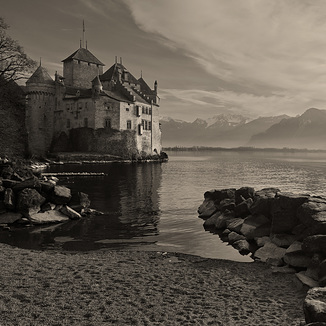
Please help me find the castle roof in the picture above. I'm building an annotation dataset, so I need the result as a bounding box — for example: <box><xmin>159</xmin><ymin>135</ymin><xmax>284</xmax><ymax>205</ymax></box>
<box><xmin>100</xmin><ymin>63</ymin><xmax>139</xmax><ymax>84</ymax></box>
<box><xmin>138</xmin><ymin>77</ymin><xmax>154</xmax><ymax>95</ymax></box>
<box><xmin>62</xmin><ymin>48</ymin><xmax>104</xmax><ymax>66</ymax></box>
<box><xmin>26</xmin><ymin>65</ymin><xmax>54</xmax><ymax>85</ymax></box>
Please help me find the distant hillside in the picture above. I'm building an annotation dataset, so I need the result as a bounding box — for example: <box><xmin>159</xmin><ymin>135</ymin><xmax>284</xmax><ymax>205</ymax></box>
<box><xmin>248</xmin><ymin>108</ymin><xmax>326</xmax><ymax>149</ymax></box>
<box><xmin>160</xmin><ymin>114</ymin><xmax>289</xmax><ymax>147</ymax></box>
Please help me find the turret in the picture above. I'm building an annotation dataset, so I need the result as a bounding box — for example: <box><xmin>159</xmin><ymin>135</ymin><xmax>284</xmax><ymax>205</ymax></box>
<box><xmin>92</xmin><ymin>75</ymin><xmax>103</xmax><ymax>97</ymax></box>
<box><xmin>154</xmin><ymin>80</ymin><xmax>158</xmax><ymax>94</ymax></box>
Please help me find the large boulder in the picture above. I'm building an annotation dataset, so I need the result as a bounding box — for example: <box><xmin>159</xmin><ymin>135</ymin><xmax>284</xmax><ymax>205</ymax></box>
<box><xmin>28</xmin><ymin>210</ymin><xmax>70</xmax><ymax>224</ymax></box>
<box><xmin>240</xmin><ymin>214</ymin><xmax>271</xmax><ymax>239</ymax></box>
<box><xmin>198</xmin><ymin>198</ymin><xmax>218</xmax><ymax>219</ymax></box>
<box><xmin>250</xmin><ymin>188</ymin><xmax>280</xmax><ymax>218</ymax></box>
<box><xmin>51</xmin><ymin>185</ymin><xmax>72</xmax><ymax>205</ymax></box>
<box><xmin>69</xmin><ymin>192</ymin><xmax>90</xmax><ymax>213</ymax></box>
<box><xmin>283</xmin><ymin>241</ymin><xmax>311</xmax><ymax>268</ymax></box>
<box><xmin>232</xmin><ymin>239</ymin><xmax>251</xmax><ymax>255</ymax></box>
<box><xmin>218</xmin><ymin>198</ymin><xmax>235</xmax><ymax>212</ymax></box>
<box><xmin>226</xmin><ymin>218</ymin><xmax>244</xmax><ymax>233</ymax></box>
<box><xmin>203</xmin><ymin>188</ymin><xmax>236</xmax><ymax>204</ymax></box>
<box><xmin>17</xmin><ymin>188</ymin><xmax>46</xmax><ymax>218</ymax></box>
<box><xmin>271</xmin><ymin>234</ymin><xmax>296</xmax><ymax>248</ymax></box>
<box><xmin>228</xmin><ymin>231</ymin><xmax>246</xmax><ymax>244</ymax></box>
<box><xmin>298</xmin><ymin>197</ymin><xmax>326</xmax><ymax>235</ymax></box>
<box><xmin>254</xmin><ymin>242</ymin><xmax>286</xmax><ymax>265</ymax></box>
<box><xmin>0</xmin><ymin>212</ymin><xmax>22</xmax><ymax>224</ymax></box>
<box><xmin>296</xmin><ymin>271</ymin><xmax>319</xmax><ymax>288</ymax></box>
<box><xmin>12</xmin><ymin>177</ymin><xmax>41</xmax><ymax>193</ymax></box>
<box><xmin>271</xmin><ymin>192</ymin><xmax>309</xmax><ymax>234</ymax></box>
<box><xmin>203</xmin><ymin>211</ymin><xmax>221</xmax><ymax>228</ymax></box>
<box><xmin>304</xmin><ymin>287</ymin><xmax>326</xmax><ymax>324</ymax></box>
<box><xmin>60</xmin><ymin>205</ymin><xmax>81</xmax><ymax>220</ymax></box>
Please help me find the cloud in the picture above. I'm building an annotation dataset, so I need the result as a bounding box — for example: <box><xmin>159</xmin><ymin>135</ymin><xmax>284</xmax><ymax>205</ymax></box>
<box><xmin>124</xmin><ymin>0</ymin><xmax>326</xmax><ymax>115</ymax></box>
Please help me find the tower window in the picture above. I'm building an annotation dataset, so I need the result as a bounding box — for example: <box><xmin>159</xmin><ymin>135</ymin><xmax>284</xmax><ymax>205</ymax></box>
<box><xmin>127</xmin><ymin>120</ymin><xmax>132</xmax><ymax>130</ymax></box>
<box><xmin>104</xmin><ymin>118</ymin><xmax>111</xmax><ymax>128</ymax></box>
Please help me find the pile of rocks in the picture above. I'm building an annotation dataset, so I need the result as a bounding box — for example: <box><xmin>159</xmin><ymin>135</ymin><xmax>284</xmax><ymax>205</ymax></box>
<box><xmin>198</xmin><ymin>187</ymin><xmax>326</xmax><ymax>324</ymax></box>
<box><xmin>0</xmin><ymin>160</ymin><xmax>92</xmax><ymax>228</ymax></box>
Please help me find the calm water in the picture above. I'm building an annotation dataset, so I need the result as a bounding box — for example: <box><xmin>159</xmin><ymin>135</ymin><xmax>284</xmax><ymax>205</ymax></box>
<box><xmin>2</xmin><ymin>150</ymin><xmax>326</xmax><ymax>262</ymax></box>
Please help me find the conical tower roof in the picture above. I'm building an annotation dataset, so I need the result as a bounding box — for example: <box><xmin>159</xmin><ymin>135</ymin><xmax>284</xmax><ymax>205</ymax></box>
<box><xmin>26</xmin><ymin>65</ymin><xmax>54</xmax><ymax>85</ymax></box>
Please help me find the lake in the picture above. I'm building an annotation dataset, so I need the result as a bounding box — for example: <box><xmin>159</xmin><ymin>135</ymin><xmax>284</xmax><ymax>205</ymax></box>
<box><xmin>2</xmin><ymin>150</ymin><xmax>326</xmax><ymax>262</ymax></box>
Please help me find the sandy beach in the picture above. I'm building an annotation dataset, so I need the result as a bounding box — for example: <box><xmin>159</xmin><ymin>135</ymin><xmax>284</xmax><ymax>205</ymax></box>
<box><xmin>0</xmin><ymin>243</ymin><xmax>307</xmax><ymax>326</ymax></box>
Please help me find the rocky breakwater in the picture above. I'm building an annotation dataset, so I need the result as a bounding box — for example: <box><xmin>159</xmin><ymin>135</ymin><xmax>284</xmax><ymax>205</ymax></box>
<box><xmin>0</xmin><ymin>160</ymin><xmax>96</xmax><ymax>228</ymax></box>
<box><xmin>198</xmin><ymin>187</ymin><xmax>326</xmax><ymax>325</ymax></box>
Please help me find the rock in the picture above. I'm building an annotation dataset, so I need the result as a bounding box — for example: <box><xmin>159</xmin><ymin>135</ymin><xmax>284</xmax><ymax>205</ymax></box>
<box><xmin>0</xmin><ymin>185</ymin><xmax>5</xmax><ymax>193</ymax></box>
<box><xmin>28</xmin><ymin>210</ymin><xmax>70</xmax><ymax>224</ymax></box>
<box><xmin>271</xmin><ymin>192</ymin><xmax>309</xmax><ymax>234</ymax></box>
<box><xmin>215</xmin><ymin>210</ymin><xmax>235</xmax><ymax>229</ymax></box>
<box><xmin>60</xmin><ymin>205</ymin><xmax>81</xmax><ymax>220</ymax></box>
<box><xmin>1</xmin><ymin>166</ymin><xmax>13</xmax><ymax>179</ymax></box>
<box><xmin>254</xmin><ymin>242</ymin><xmax>286</xmax><ymax>263</ymax></box>
<box><xmin>203</xmin><ymin>188</ymin><xmax>236</xmax><ymax>204</ymax></box>
<box><xmin>240</xmin><ymin>214</ymin><xmax>271</xmax><ymax>239</ymax></box>
<box><xmin>298</xmin><ymin>197</ymin><xmax>326</xmax><ymax>234</ymax></box>
<box><xmin>12</xmin><ymin>177</ymin><xmax>41</xmax><ymax>193</ymax></box>
<box><xmin>318</xmin><ymin>259</ymin><xmax>326</xmax><ymax>283</ymax></box>
<box><xmin>69</xmin><ymin>192</ymin><xmax>91</xmax><ymax>212</ymax></box>
<box><xmin>228</xmin><ymin>231</ymin><xmax>246</xmax><ymax>244</ymax></box>
<box><xmin>2</xmin><ymin>179</ymin><xmax>20</xmax><ymax>188</ymax></box>
<box><xmin>218</xmin><ymin>198</ymin><xmax>235</xmax><ymax>212</ymax></box>
<box><xmin>51</xmin><ymin>185</ymin><xmax>72</xmax><ymax>205</ymax></box>
<box><xmin>235</xmin><ymin>187</ymin><xmax>255</xmax><ymax>205</ymax></box>
<box><xmin>39</xmin><ymin>180</ymin><xmax>55</xmax><ymax>194</ymax></box>
<box><xmin>304</xmin><ymin>287</ymin><xmax>326</xmax><ymax>324</ymax></box>
<box><xmin>0</xmin><ymin>212</ymin><xmax>22</xmax><ymax>224</ymax></box>
<box><xmin>4</xmin><ymin>188</ymin><xmax>15</xmax><ymax>210</ymax></box>
<box><xmin>303</xmin><ymin>235</ymin><xmax>326</xmax><ymax>255</ymax></box>
<box><xmin>226</xmin><ymin>218</ymin><xmax>244</xmax><ymax>233</ymax></box>
<box><xmin>204</xmin><ymin>211</ymin><xmax>220</xmax><ymax>228</ymax></box>
<box><xmin>234</xmin><ymin>198</ymin><xmax>253</xmax><ymax>217</ymax></box>
<box><xmin>283</xmin><ymin>241</ymin><xmax>311</xmax><ymax>268</ymax></box>
<box><xmin>271</xmin><ymin>234</ymin><xmax>296</xmax><ymax>248</ymax></box>
<box><xmin>255</xmin><ymin>236</ymin><xmax>271</xmax><ymax>247</ymax></box>
<box><xmin>250</xmin><ymin>188</ymin><xmax>280</xmax><ymax>218</ymax></box>
<box><xmin>198</xmin><ymin>199</ymin><xmax>218</xmax><ymax>219</ymax></box>
<box><xmin>232</xmin><ymin>239</ymin><xmax>251</xmax><ymax>255</ymax></box>
<box><xmin>296</xmin><ymin>271</ymin><xmax>319</xmax><ymax>288</ymax></box>
<box><xmin>222</xmin><ymin>229</ymin><xmax>231</xmax><ymax>236</ymax></box>
<box><xmin>17</xmin><ymin>188</ymin><xmax>46</xmax><ymax>218</ymax></box>
<box><xmin>41</xmin><ymin>202</ymin><xmax>56</xmax><ymax>212</ymax></box>
<box><xmin>271</xmin><ymin>265</ymin><xmax>296</xmax><ymax>274</ymax></box>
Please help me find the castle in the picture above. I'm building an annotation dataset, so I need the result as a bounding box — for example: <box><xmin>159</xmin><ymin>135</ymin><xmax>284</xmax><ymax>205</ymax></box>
<box><xmin>25</xmin><ymin>45</ymin><xmax>162</xmax><ymax>159</ymax></box>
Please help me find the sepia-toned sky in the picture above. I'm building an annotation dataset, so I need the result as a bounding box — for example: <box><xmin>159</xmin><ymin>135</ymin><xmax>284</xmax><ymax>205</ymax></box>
<box><xmin>2</xmin><ymin>0</ymin><xmax>326</xmax><ymax>121</ymax></box>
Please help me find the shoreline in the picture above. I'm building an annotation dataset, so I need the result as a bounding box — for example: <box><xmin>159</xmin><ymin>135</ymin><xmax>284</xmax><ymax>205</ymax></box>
<box><xmin>0</xmin><ymin>242</ymin><xmax>306</xmax><ymax>325</ymax></box>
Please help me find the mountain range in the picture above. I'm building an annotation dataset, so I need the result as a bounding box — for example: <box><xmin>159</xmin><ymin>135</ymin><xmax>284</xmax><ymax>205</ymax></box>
<box><xmin>160</xmin><ymin>108</ymin><xmax>326</xmax><ymax>150</ymax></box>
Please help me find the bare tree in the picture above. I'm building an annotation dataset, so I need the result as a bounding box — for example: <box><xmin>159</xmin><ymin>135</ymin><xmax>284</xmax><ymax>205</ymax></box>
<box><xmin>0</xmin><ymin>17</ymin><xmax>36</xmax><ymax>85</ymax></box>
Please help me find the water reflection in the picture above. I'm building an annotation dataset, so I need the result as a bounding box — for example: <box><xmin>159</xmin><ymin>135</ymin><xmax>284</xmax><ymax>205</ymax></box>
<box><xmin>0</xmin><ymin>163</ymin><xmax>163</xmax><ymax>251</ymax></box>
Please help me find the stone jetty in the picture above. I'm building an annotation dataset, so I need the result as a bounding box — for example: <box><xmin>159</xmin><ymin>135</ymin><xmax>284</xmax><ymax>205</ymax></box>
<box><xmin>198</xmin><ymin>186</ymin><xmax>326</xmax><ymax>324</ymax></box>
<box><xmin>0</xmin><ymin>159</ymin><xmax>96</xmax><ymax>227</ymax></box>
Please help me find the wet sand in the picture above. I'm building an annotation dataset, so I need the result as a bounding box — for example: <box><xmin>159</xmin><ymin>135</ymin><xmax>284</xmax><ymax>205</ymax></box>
<box><xmin>0</xmin><ymin>243</ymin><xmax>306</xmax><ymax>325</ymax></box>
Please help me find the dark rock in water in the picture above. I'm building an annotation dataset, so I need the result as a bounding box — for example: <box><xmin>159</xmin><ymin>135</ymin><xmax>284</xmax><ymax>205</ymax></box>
<box><xmin>228</xmin><ymin>231</ymin><xmax>246</xmax><ymax>244</ymax></box>
<box><xmin>240</xmin><ymin>214</ymin><xmax>271</xmax><ymax>239</ymax></box>
<box><xmin>51</xmin><ymin>185</ymin><xmax>72</xmax><ymax>205</ymax></box>
<box><xmin>69</xmin><ymin>192</ymin><xmax>91</xmax><ymax>213</ymax></box>
<box><xmin>218</xmin><ymin>198</ymin><xmax>235</xmax><ymax>212</ymax></box>
<box><xmin>226</xmin><ymin>218</ymin><xmax>244</xmax><ymax>233</ymax></box>
<box><xmin>12</xmin><ymin>176</ymin><xmax>41</xmax><ymax>193</ymax></box>
<box><xmin>304</xmin><ymin>287</ymin><xmax>326</xmax><ymax>324</ymax></box>
<box><xmin>234</xmin><ymin>198</ymin><xmax>253</xmax><ymax>217</ymax></box>
<box><xmin>203</xmin><ymin>211</ymin><xmax>220</xmax><ymax>228</ymax></box>
<box><xmin>250</xmin><ymin>188</ymin><xmax>279</xmax><ymax>218</ymax></box>
<box><xmin>215</xmin><ymin>210</ymin><xmax>235</xmax><ymax>229</ymax></box>
<box><xmin>203</xmin><ymin>188</ymin><xmax>235</xmax><ymax>204</ymax></box>
<box><xmin>198</xmin><ymin>198</ymin><xmax>218</xmax><ymax>219</ymax></box>
<box><xmin>284</xmin><ymin>241</ymin><xmax>311</xmax><ymax>268</ymax></box>
<box><xmin>235</xmin><ymin>187</ymin><xmax>255</xmax><ymax>205</ymax></box>
<box><xmin>28</xmin><ymin>210</ymin><xmax>70</xmax><ymax>224</ymax></box>
<box><xmin>303</xmin><ymin>235</ymin><xmax>326</xmax><ymax>255</ymax></box>
<box><xmin>4</xmin><ymin>188</ymin><xmax>15</xmax><ymax>210</ymax></box>
<box><xmin>17</xmin><ymin>188</ymin><xmax>46</xmax><ymax>218</ymax></box>
<box><xmin>60</xmin><ymin>205</ymin><xmax>81</xmax><ymax>220</ymax></box>
<box><xmin>271</xmin><ymin>192</ymin><xmax>309</xmax><ymax>234</ymax></box>
<box><xmin>0</xmin><ymin>212</ymin><xmax>22</xmax><ymax>224</ymax></box>
<box><xmin>232</xmin><ymin>239</ymin><xmax>251</xmax><ymax>255</ymax></box>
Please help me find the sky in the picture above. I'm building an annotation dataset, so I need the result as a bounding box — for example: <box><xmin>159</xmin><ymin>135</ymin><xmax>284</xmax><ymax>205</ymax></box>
<box><xmin>2</xmin><ymin>0</ymin><xmax>326</xmax><ymax>121</ymax></box>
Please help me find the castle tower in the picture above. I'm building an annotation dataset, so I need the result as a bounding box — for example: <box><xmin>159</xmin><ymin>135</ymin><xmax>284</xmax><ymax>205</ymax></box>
<box><xmin>62</xmin><ymin>48</ymin><xmax>105</xmax><ymax>89</ymax></box>
<box><xmin>25</xmin><ymin>64</ymin><xmax>55</xmax><ymax>155</ymax></box>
